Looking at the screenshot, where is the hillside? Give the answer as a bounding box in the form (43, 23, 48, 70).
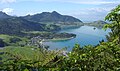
(0, 17, 45, 35)
(23, 11, 82, 24)
(92, 20, 107, 24)
(84, 20, 107, 28)
(0, 11, 84, 36)
(0, 11, 12, 19)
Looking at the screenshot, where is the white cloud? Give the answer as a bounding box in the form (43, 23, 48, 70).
(0, 0, 16, 3)
(2, 8, 14, 14)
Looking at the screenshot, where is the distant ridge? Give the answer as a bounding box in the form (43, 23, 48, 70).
(23, 11, 82, 23)
(0, 11, 11, 19)
(84, 20, 107, 28)
(0, 11, 84, 36)
(92, 20, 107, 24)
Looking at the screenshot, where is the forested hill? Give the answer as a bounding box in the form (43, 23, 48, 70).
(92, 20, 107, 24)
(0, 11, 11, 19)
(22, 11, 82, 23)
(0, 12, 62, 36)
(0, 11, 83, 35)
(84, 20, 108, 28)
(0, 11, 108, 36)
(0, 17, 45, 35)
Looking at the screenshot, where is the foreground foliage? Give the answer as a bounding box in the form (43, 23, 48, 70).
(0, 46, 62, 70)
(0, 41, 119, 71)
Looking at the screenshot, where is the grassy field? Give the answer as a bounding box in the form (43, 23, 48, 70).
(0, 34, 29, 46)
(0, 46, 61, 66)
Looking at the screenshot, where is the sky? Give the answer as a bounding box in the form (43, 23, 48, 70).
(0, 0, 120, 22)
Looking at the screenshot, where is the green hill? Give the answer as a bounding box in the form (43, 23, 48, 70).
(0, 11, 83, 36)
(84, 20, 108, 28)
(0, 17, 45, 35)
(92, 20, 107, 24)
(23, 11, 82, 24)
(0, 12, 107, 36)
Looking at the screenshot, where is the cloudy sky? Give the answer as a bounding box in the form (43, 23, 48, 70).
(0, 0, 120, 22)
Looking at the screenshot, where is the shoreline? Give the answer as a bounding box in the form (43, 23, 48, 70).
(43, 37, 75, 42)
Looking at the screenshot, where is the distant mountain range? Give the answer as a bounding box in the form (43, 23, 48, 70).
(0, 11, 63, 35)
(0, 11, 82, 36)
(0, 11, 107, 35)
(22, 11, 82, 23)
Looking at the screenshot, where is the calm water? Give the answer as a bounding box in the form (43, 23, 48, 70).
(43, 26, 110, 51)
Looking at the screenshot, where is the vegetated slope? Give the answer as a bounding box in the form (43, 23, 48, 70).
(92, 20, 107, 24)
(0, 11, 82, 36)
(23, 11, 82, 23)
(0, 38, 7, 47)
(0, 11, 11, 19)
(85, 20, 107, 28)
(0, 17, 45, 35)
(0, 12, 61, 36)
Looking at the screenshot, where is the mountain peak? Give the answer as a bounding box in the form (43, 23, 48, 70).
(0, 11, 3, 13)
(0, 11, 11, 19)
(23, 11, 82, 23)
(52, 11, 58, 14)
(51, 11, 61, 16)
(0, 11, 7, 15)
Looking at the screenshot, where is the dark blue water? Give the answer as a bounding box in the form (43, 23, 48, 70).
(43, 26, 110, 51)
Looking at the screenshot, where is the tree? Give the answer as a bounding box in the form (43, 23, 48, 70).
(104, 5, 120, 45)
(0, 39, 6, 47)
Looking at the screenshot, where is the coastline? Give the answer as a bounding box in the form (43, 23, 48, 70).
(43, 37, 75, 42)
